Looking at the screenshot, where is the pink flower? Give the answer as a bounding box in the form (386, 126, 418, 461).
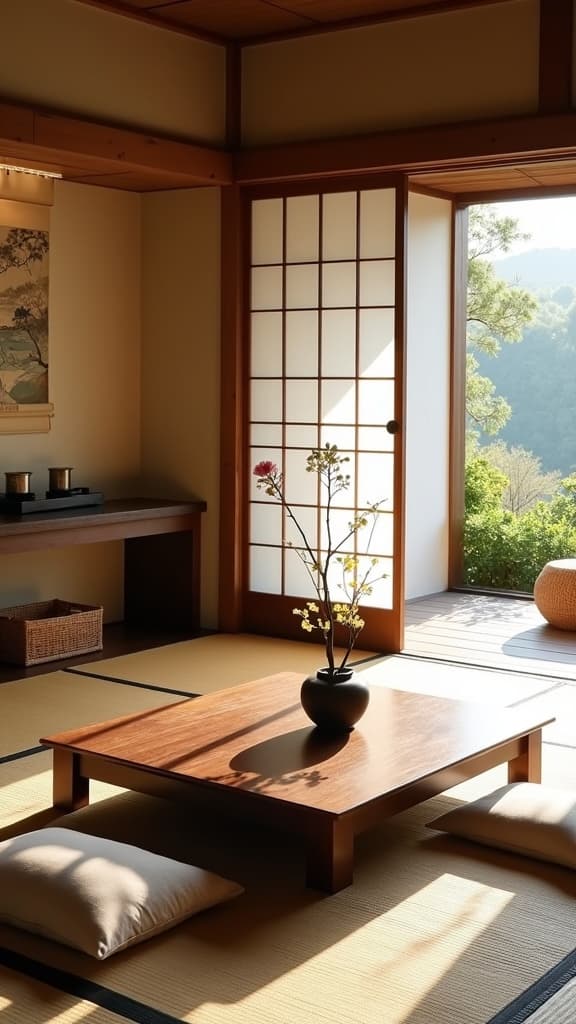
(253, 460, 277, 478)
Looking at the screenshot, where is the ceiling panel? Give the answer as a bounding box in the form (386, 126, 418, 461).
(156, 1, 314, 38)
(411, 160, 576, 196)
(74, 0, 491, 42)
(275, 0, 466, 20)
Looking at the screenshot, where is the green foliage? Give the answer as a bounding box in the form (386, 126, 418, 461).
(474, 310, 576, 476)
(466, 207, 537, 435)
(464, 458, 576, 591)
(466, 353, 511, 436)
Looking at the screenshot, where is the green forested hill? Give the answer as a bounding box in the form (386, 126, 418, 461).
(475, 271, 576, 476)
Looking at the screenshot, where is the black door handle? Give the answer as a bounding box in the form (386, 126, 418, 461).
(385, 420, 400, 434)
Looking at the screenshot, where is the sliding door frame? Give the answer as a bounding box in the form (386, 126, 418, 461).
(220, 172, 408, 653)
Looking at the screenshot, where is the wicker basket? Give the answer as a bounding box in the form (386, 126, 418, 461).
(0, 599, 103, 666)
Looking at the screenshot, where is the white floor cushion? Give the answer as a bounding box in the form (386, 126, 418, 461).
(0, 827, 243, 959)
(427, 783, 576, 869)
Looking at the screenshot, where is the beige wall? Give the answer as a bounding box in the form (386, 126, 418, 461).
(140, 188, 221, 629)
(0, 180, 141, 621)
(405, 192, 452, 600)
(242, 0, 539, 145)
(1, 0, 226, 144)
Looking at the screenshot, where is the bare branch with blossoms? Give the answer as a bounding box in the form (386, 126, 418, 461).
(253, 444, 387, 674)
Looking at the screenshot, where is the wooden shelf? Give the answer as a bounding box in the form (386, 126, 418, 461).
(0, 498, 207, 661)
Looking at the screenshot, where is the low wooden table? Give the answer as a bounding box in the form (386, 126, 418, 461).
(41, 673, 553, 893)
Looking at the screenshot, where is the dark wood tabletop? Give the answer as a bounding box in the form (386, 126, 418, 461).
(41, 671, 554, 817)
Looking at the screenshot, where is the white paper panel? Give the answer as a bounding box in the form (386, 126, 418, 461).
(252, 198, 283, 265)
(359, 260, 395, 307)
(249, 447, 282, 498)
(359, 308, 395, 378)
(285, 424, 318, 447)
(320, 425, 356, 450)
(321, 309, 356, 377)
(285, 379, 318, 423)
(285, 310, 318, 377)
(360, 189, 396, 259)
(322, 379, 356, 424)
(357, 379, 394, 425)
(286, 264, 319, 309)
(285, 447, 318, 504)
(251, 423, 282, 446)
(357, 451, 394, 508)
(250, 545, 282, 594)
(357, 425, 393, 453)
(322, 192, 357, 260)
(251, 266, 283, 310)
(284, 503, 318, 548)
(355, 509, 393, 557)
(251, 379, 283, 422)
(286, 195, 319, 263)
(250, 502, 283, 545)
(322, 262, 356, 308)
(358, 556, 393, 609)
(319, 505, 356, 552)
(251, 311, 283, 377)
(284, 548, 317, 600)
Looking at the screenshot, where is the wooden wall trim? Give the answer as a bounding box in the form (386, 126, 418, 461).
(236, 112, 576, 184)
(539, 0, 574, 113)
(218, 185, 246, 631)
(448, 204, 468, 588)
(226, 44, 242, 149)
(0, 99, 232, 185)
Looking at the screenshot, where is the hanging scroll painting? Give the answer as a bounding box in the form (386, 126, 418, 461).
(0, 195, 52, 434)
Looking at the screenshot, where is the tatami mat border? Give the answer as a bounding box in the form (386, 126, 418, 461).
(0, 947, 182, 1024)
(487, 946, 576, 1024)
(64, 668, 200, 698)
(64, 651, 386, 691)
(401, 651, 576, 684)
(0, 745, 44, 765)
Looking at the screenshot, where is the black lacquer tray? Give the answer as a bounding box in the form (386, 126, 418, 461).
(0, 490, 104, 515)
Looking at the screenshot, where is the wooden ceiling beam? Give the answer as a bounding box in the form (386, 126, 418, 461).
(236, 112, 576, 184)
(0, 100, 232, 187)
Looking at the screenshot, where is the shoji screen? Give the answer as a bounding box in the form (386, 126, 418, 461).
(247, 186, 403, 644)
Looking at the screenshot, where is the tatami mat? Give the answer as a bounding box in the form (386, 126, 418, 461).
(0, 962, 123, 1024)
(69, 633, 379, 693)
(0, 751, 123, 833)
(0, 671, 186, 757)
(68, 633, 556, 710)
(359, 654, 556, 705)
(0, 790, 575, 1024)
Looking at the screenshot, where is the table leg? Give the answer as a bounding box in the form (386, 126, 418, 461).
(53, 750, 89, 811)
(306, 817, 354, 893)
(508, 730, 542, 783)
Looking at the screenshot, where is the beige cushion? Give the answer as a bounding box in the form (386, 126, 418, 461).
(427, 784, 576, 869)
(0, 827, 243, 959)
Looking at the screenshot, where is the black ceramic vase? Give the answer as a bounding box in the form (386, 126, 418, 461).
(300, 667, 370, 732)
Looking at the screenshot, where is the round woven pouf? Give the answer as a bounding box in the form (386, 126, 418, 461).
(533, 558, 576, 630)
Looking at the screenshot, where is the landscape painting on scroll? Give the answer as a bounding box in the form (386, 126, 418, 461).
(0, 225, 49, 408)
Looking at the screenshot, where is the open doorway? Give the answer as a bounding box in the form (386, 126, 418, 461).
(461, 196, 576, 594)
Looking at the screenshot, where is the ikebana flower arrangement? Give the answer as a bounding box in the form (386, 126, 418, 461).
(253, 443, 387, 691)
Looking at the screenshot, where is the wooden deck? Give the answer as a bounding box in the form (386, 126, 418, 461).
(404, 591, 576, 681)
